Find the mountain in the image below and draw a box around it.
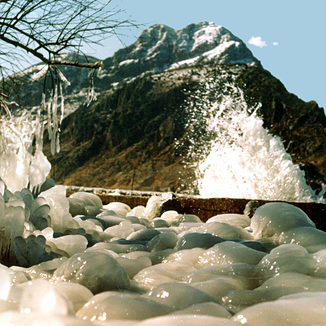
[6,22,326,195]
[5,22,261,117]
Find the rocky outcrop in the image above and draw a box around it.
[44,68,196,192]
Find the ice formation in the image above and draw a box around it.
[0,110,51,193]
[0,182,325,325]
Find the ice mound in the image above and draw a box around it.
[135,315,242,326]
[251,202,316,239]
[52,251,130,294]
[1,186,326,325]
[234,292,326,326]
[76,291,174,321]
[147,282,219,310]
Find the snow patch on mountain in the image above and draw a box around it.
[191,23,224,50]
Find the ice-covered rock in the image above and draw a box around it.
[13,235,57,267]
[251,202,316,239]
[135,315,242,326]
[103,201,131,216]
[1,188,326,325]
[198,241,266,267]
[76,291,174,321]
[206,214,250,228]
[146,282,219,310]
[234,292,326,326]
[52,251,130,294]
[46,234,88,257]
[68,192,103,216]
[146,232,179,252]
[185,221,253,240]
[175,232,224,251]
[171,301,232,318]
[20,278,71,315]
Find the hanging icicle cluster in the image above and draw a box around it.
[43,65,71,155]
[0,99,51,193]
[0,60,100,192]
[84,68,98,106]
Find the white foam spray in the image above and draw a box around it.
[186,80,325,202]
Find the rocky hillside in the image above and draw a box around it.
[42,62,326,195]
[5,22,326,195]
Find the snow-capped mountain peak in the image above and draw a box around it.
[100,22,261,81]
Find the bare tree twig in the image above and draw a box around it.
[0,0,136,72]
[0,0,138,101]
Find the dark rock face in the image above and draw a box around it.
[44,70,196,191]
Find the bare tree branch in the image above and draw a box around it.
[0,0,136,73]
[0,0,139,107]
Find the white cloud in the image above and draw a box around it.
[248,36,267,48]
[273,42,279,46]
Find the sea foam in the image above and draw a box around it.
[183,81,326,202]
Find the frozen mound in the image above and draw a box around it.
[251,202,316,238]
[52,251,131,294]
[234,292,326,326]
[1,183,326,325]
[76,291,174,321]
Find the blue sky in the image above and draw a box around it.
[87,0,326,111]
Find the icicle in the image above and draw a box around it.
[34,108,44,153]
[50,85,58,156]
[37,93,46,151]
[47,92,53,141]
[31,65,48,81]
[56,132,60,153]
[50,135,55,155]
[59,82,64,124]
[28,95,51,191]
[45,65,69,154]
[52,85,58,133]
[84,69,97,106]
[55,66,71,86]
